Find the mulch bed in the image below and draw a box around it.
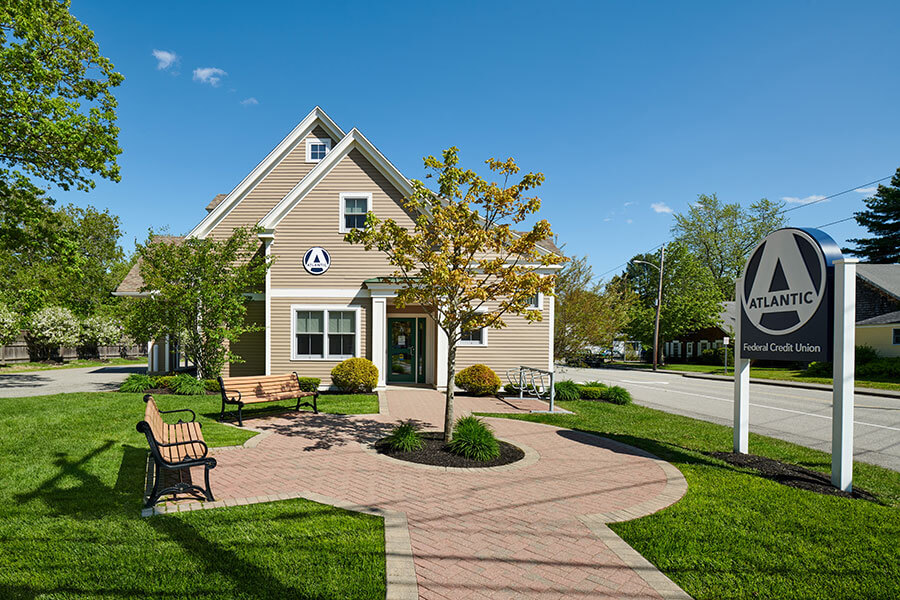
[375,432,525,468]
[710,451,880,503]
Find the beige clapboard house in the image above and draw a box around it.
[117,107,562,389]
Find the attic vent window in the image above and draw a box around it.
[306,138,331,162]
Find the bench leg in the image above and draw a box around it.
[219,397,226,421]
[146,463,162,508]
[237,404,243,427]
[203,462,215,502]
[313,392,318,414]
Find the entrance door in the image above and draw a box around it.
[388,318,416,383]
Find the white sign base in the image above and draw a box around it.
[832,259,856,492]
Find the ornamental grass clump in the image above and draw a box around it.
[119,373,154,393]
[448,415,500,461]
[455,364,501,396]
[602,385,632,405]
[383,421,424,452]
[171,373,206,395]
[554,380,581,401]
[331,358,378,393]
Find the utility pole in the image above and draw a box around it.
[631,244,665,372]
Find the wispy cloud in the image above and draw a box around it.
[782,194,826,205]
[626,219,634,224]
[193,67,227,86]
[855,186,877,194]
[240,97,259,106]
[623,201,635,207]
[152,49,179,70]
[651,202,673,214]
[603,217,612,222]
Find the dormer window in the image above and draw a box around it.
[306,137,331,162]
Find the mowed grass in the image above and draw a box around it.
[609,361,900,391]
[0,392,385,600]
[489,400,900,600]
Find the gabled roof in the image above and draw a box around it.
[205,193,227,212]
[189,106,345,239]
[857,310,900,326]
[857,264,900,301]
[258,127,413,231]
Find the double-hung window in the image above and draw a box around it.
[293,306,359,359]
[526,293,542,309]
[459,327,487,347]
[893,328,900,345]
[340,193,371,232]
[306,138,331,162]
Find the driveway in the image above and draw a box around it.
[0,364,145,398]
[558,366,900,472]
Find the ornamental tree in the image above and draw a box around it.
[345,147,566,441]
[125,227,269,379]
[0,0,123,191]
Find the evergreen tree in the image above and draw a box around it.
[844,168,900,263]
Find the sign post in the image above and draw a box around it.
[735,227,854,490]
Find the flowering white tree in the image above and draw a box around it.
[27,306,79,360]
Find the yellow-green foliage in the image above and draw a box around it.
[456,364,501,396]
[331,358,378,393]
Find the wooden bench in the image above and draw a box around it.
[136,394,216,507]
[217,372,318,426]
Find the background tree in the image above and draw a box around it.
[672,194,786,298]
[843,167,900,263]
[554,256,634,362]
[124,228,269,379]
[346,147,565,441]
[625,242,723,355]
[1,0,123,191]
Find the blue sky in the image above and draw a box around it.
[57,1,900,279]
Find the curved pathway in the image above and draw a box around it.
[155,390,689,599]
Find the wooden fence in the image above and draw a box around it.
[0,332,147,365]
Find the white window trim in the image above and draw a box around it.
[339,192,373,233]
[526,292,544,310]
[290,304,362,361]
[458,309,489,347]
[305,137,331,163]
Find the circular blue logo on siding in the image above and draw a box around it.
[303,247,331,275]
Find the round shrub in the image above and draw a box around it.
[455,364,501,396]
[79,315,122,348]
[0,304,20,346]
[602,385,632,405]
[331,357,378,393]
[579,386,606,400]
[171,373,206,395]
[296,377,321,393]
[153,375,176,390]
[554,380,581,401]
[383,421,424,452]
[27,306,80,359]
[119,373,154,393]
[448,415,500,461]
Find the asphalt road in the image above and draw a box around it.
[0,364,145,398]
[557,366,900,472]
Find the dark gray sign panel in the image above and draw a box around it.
[739,227,842,362]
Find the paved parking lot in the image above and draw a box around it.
[0,365,144,398]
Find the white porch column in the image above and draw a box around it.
[436,323,449,391]
[371,296,387,389]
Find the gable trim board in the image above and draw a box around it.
[190,106,345,240]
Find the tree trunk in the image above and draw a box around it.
[443,343,457,443]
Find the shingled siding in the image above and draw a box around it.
[857,279,900,322]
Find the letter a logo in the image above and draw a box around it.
[303,247,331,275]
[741,229,826,335]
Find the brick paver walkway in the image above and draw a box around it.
[160,390,689,599]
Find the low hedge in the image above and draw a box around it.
[456,364,501,396]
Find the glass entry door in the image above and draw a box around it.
[388,318,416,383]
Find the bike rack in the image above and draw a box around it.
[506,366,556,413]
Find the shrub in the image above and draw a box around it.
[331,358,378,393]
[204,379,221,392]
[697,347,734,366]
[579,386,605,400]
[0,304,20,346]
[296,377,321,393]
[171,373,207,395]
[447,415,501,461]
[602,385,632,405]
[79,315,122,347]
[26,306,80,360]
[455,364,501,396]
[153,375,176,389]
[119,373,154,393]
[856,345,880,366]
[554,380,581,402]
[857,357,900,379]
[382,421,424,452]
[804,361,832,377]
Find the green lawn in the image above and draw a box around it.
[0,356,147,373]
[489,401,900,600]
[0,392,385,599]
[608,361,900,392]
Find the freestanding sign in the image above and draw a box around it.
[734,227,857,491]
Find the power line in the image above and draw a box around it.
[592,174,891,281]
